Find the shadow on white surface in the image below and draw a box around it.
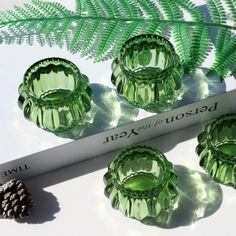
[144,68,226,113]
[175,68,226,107]
[24,123,204,190]
[143,123,204,153]
[142,165,223,228]
[20,123,204,191]
[56,83,139,139]
[15,181,60,224]
[46,68,225,139]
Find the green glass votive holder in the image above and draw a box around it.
[18,58,93,133]
[111,34,184,110]
[104,145,178,221]
[196,114,236,188]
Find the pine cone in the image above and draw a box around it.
[0,179,33,219]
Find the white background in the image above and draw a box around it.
[0,1,235,236]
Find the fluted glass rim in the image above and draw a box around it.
[108,145,174,198]
[20,57,90,106]
[119,34,177,78]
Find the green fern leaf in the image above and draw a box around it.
[157,0,183,20]
[206,0,227,24]
[94,20,124,61]
[80,0,99,16]
[188,25,211,70]
[41,19,59,36]
[55,19,71,44]
[0,0,236,79]
[32,0,63,17]
[109,21,145,58]
[211,31,236,77]
[115,0,140,18]
[172,23,191,65]
[225,0,236,23]
[79,19,102,56]
[215,28,232,57]
[69,18,86,52]
[137,1,161,19]
[174,0,204,21]
[110,21,167,59]
[99,0,119,17]
[214,50,236,78]
[36,33,54,47]
[45,2,73,17]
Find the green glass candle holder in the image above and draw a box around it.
[18,58,93,133]
[111,34,184,110]
[104,145,178,221]
[196,114,236,188]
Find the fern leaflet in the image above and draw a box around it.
[225,0,236,24]
[172,23,191,66]
[206,0,227,24]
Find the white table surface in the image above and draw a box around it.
[0,1,235,235]
[0,123,235,236]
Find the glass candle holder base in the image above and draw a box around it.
[111,35,184,110]
[104,145,178,221]
[18,58,93,133]
[196,113,236,188]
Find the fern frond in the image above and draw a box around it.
[211,31,236,77]
[206,0,227,24]
[69,19,86,52]
[157,0,183,20]
[137,1,160,19]
[80,0,97,16]
[55,19,71,44]
[188,25,211,70]
[76,0,82,15]
[215,28,232,55]
[13,5,35,19]
[0,0,236,79]
[117,0,140,18]
[174,0,204,21]
[40,18,58,36]
[110,21,167,59]
[225,0,236,23]
[36,33,55,47]
[44,2,73,17]
[22,3,47,20]
[32,0,64,17]
[94,20,124,60]
[172,23,191,66]
[109,21,144,58]
[12,6,39,29]
[214,50,236,78]
[79,19,102,56]
[99,0,118,18]
[0,26,35,45]
[89,0,107,17]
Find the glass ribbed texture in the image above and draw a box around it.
[18,58,93,133]
[104,145,178,221]
[196,113,236,188]
[111,34,184,110]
